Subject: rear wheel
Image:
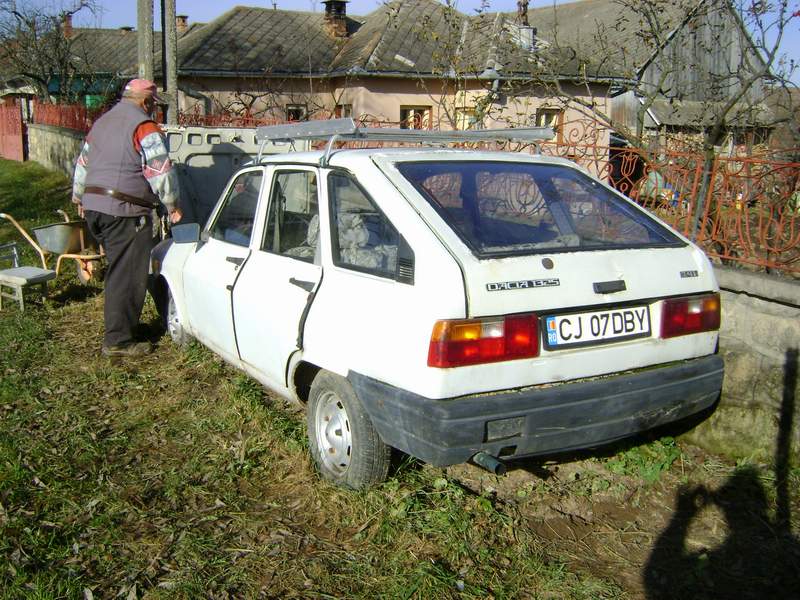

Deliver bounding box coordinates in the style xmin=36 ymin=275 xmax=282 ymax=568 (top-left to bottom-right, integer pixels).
xmin=307 ymin=371 xmax=390 ymax=489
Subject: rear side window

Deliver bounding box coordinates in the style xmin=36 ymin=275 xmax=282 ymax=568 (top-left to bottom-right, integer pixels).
xmin=397 ymin=161 xmax=681 ymax=257
xmin=328 ymin=172 xmax=399 ymax=277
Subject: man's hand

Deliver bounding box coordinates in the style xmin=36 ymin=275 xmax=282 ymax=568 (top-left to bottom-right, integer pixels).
xmin=72 ymin=197 xmax=85 ymax=218
xmin=168 ymin=207 xmax=183 ymax=224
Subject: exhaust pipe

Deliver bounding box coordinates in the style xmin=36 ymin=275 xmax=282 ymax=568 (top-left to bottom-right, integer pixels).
xmin=471 ymin=451 xmax=507 ymax=476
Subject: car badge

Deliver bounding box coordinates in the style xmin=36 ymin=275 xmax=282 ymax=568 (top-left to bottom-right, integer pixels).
xmin=487 ymin=278 xmax=560 ymax=291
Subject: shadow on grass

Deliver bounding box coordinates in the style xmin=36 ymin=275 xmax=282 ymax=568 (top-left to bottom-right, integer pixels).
xmin=48 ymin=282 xmax=103 ymax=305
xmin=643 ymin=348 xmax=800 ymax=599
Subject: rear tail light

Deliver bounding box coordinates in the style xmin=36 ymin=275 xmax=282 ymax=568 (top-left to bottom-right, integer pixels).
xmin=428 ymin=313 xmax=539 ymax=368
xmin=660 ymin=293 xmax=720 ymax=339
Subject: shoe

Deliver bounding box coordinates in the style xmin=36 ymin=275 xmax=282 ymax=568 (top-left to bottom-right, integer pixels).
xmin=101 ymin=342 xmax=153 ymax=357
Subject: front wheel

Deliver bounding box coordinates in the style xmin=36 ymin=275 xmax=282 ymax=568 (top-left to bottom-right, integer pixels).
xmin=307 ymin=371 xmax=391 ymax=489
xmin=165 ymin=288 xmax=192 ymax=346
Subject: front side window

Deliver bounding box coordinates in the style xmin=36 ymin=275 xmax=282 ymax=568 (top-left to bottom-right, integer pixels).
xmin=396 ymin=161 xmax=682 ymax=257
xmin=263 ymin=170 xmax=319 ymax=263
xmin=329 ymin=172 xmax=399 ymax=277
xmin=208 ymin=170 xmax=263 ymax=247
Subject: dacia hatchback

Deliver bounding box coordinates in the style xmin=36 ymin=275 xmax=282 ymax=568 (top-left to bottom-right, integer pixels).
xmin=152 ymin=134 xmax=723 ymax=489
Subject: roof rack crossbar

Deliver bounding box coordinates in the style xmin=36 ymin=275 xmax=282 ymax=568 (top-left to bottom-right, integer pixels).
xmin=255 ymin=118 xmax=553 ymax=155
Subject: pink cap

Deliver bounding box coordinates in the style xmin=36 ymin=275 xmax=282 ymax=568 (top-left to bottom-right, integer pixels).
xmin=123 ymin=78 xmax=163 ymax=102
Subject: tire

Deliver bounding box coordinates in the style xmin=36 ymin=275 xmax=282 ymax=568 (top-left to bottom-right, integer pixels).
xmin=165 ymin=288 xmax=192 ymax=346
xmin=307 ymin=370 xmax=391 ymax=489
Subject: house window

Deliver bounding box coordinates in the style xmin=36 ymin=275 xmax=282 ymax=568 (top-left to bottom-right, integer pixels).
xmin=400 ymin=106 xmax=431 ymax=129
xmin=335 ymin=104 xmax=353 ymax=118
xmin=455 ymin=108 xmax=480 ymax=130
xmin=286 ymin=104 xmax=308 ymax=121
xmin=731 ymin=127 xmax=769 ymax=148
xmin=534 ymin=107 xmax=562 ymax=140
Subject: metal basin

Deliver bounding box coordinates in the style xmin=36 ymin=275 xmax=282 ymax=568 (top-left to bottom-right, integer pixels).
xmin=32 ymin=221 xmax=95 ymax=254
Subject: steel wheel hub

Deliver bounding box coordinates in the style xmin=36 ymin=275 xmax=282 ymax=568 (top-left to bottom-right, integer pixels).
xmin=167 ymin=298 xmax=181 ymax=339
xmin=314 ymin=391 xmax=352 ymax=474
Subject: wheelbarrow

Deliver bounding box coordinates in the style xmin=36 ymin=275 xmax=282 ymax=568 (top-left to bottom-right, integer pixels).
xmin=0 ymin=210 xmax=104 ymax=284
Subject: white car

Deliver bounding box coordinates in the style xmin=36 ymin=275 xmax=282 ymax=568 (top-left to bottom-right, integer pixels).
xmin=151 ymin=120 xmax=723 ymax=488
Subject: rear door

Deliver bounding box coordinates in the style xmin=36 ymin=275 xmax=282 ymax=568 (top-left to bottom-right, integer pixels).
xmin=233 ymin=167 xmax=323 ymax=390
xmin=182 ymin=168 xmax=264 ymax=362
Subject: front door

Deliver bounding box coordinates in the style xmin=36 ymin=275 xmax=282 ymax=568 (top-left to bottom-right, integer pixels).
xmin=182 ymin=168 xmax=264 ymax=363
xmin=234 ymin=167 xmax=323 ymax=390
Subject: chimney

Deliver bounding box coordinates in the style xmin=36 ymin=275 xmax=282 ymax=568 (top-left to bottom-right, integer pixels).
xmin=62 ymin=13 xmax=73 ymax=38
xmin=322 ymin=1 xmax=348 ymax=38
xmin=176 ymin=14 xmax=189 ymax=34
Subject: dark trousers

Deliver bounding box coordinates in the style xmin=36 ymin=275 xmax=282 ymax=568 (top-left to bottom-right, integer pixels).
xmin=85 ymin=210 xmax=154 ymax=347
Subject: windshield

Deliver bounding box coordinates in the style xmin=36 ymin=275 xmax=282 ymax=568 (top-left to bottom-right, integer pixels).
xmin=396 ymin=161 xmax=682 ymax=257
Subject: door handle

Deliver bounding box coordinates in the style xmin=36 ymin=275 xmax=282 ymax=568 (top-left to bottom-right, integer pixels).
xmin=593 ymin=280 xmax=626 ymax=294
xmin=289 ymin=277 xmax=315 ymax=292
xmin=226 ymin=256 xmax=245 ymax=266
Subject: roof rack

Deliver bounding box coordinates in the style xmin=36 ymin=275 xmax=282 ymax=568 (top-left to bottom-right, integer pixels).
xmin=254 ymin=118 xmax=554 ymax=166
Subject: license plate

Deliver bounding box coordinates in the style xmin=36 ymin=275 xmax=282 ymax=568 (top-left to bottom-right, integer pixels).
xmin=543 ymin=306 xmax=651 ymax=350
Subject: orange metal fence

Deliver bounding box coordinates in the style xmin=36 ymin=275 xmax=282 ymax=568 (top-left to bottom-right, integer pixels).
xmin=24 ymin=104 xmax=800 ymax=274
xmin=31 ymin=100 xmax=109 ymax=133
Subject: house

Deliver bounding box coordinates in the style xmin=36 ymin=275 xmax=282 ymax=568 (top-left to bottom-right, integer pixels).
xmin=162 ymin=0 xmax=628 ymax=146
xmin=7 ymin=0 xmax=781 ymax=152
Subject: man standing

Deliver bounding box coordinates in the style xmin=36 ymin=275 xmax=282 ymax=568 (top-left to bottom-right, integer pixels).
xmin=72 ymin=78 xmax=182 ymax=357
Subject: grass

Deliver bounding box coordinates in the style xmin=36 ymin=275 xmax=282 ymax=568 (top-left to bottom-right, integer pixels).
xmin=0 ymin=159 xmax=625 ymax=599
xmin=0 ymin=301 xmax=625 ymax=599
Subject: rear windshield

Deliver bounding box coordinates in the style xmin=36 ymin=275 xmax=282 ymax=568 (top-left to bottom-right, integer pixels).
xmin=396 ymin=161 xmax=682 ymax=257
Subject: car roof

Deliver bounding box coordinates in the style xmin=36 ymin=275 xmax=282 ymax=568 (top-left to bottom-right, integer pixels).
xmin=257 ymin=147 xmax=580 ymax=170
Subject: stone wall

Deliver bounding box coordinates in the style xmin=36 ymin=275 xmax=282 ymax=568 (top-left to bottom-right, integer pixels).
xmin=682 ymin=267 xmax=800 ymax=466
xmin=27 ymin=123 xmax=83 ymax=179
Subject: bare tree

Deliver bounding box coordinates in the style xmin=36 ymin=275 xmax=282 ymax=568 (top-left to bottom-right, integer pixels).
xmin=387 ymin=0 xmax=506 ymax=130
xmin=0 ymin=0 xmax=98 ymax=102
xmin=388 ymin=0 xmax=796 ymax=155
xmin=513 ymin=0 xmax=798 ymax=151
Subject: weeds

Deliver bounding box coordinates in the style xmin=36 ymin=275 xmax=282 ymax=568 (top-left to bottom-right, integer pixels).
xmin=605 ymin=437 xmax=683 ymax=484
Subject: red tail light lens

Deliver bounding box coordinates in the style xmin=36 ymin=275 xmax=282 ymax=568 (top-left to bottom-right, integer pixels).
xmin=428 ymin=313 xmax=539 ymax=368
xmin=660 ymin=293 xmax=721 ymax=339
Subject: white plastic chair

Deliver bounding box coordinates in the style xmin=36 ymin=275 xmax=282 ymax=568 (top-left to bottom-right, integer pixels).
xmin=0 ymin=214 xmax=57 ymax=311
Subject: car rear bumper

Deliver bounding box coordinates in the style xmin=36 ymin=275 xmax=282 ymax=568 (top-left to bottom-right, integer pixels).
xmin=348 ymin=354 xmax=723 ymax=467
